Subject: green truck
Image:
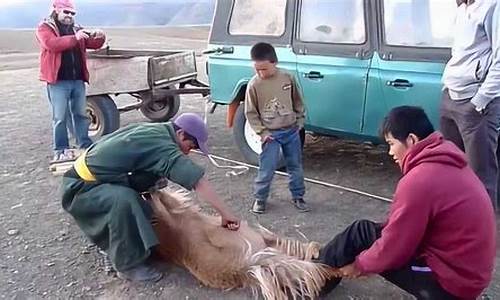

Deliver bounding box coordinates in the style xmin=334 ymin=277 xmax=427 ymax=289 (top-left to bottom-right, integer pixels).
xmin=205 ymin=0 xmax=455 ymax=165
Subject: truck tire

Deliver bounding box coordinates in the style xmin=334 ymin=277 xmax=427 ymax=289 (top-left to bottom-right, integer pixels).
xmin=86 ymin=95 xmax=120 ymax=140
xmin=233 ymin=104 xmax=305 ymax=168
xmin=140 ymin=88 xmax=180 ymax=122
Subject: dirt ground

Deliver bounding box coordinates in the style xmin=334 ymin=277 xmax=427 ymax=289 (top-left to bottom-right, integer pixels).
xmin=0 ymin=27 xmax=498 ymax=300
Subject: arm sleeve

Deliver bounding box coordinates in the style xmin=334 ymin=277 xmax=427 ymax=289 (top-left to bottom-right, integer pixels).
xmin=36 ymin=24 xmax=78 ymax=52
xmin=244 ymin=83 xmax=270 ymax=138
xmin=164 ymin=155 xmax=205 ymax=190
xmin=290 ymin=75 xmax=305 ymax=128
xmin=354 ymin=179 xmax=430 ymax=274
xmin=143 ymin=133 xmax=205 ymax=191
xmin=471 ymin=3 xmax=500 ymax=110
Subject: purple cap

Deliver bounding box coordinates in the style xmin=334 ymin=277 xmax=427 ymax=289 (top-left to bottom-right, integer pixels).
xmin=173 ymin=113 xmax=209 ymax=155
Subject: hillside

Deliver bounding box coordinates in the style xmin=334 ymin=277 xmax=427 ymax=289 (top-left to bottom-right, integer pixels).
xmin=0 ymin=0 xmax=215 ymax=28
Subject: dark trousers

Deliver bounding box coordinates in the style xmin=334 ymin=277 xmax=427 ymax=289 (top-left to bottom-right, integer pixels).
xmin=440 ymin=90 xmax=500 ymax=211
xmin=319 ymin=220 xmax=457 ymax=300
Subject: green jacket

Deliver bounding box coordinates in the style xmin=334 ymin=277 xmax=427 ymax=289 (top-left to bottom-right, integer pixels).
xmin=84 ymin=122 xmax=204 ymax=192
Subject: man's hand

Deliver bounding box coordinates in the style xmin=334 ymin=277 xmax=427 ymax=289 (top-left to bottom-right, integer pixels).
xmin=75 ymin=30 xmax=89 ymax=41
xmin=93 ymin=29 xmax=105 ymax=39
xmin=261 ymin=135 xmax=274 ymax=143
xmin=194 ymin=177 xmax=240 ymax=231
xmin=339 ymin=263 xmax=362 ymax=279
xmin=221 ymin=212 xmax=240 ymax=231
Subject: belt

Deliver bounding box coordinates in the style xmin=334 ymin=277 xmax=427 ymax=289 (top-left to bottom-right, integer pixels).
xmin=74 ymin=150 xmax=97 ymax=182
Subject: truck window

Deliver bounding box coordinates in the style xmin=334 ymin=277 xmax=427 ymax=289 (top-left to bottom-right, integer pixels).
xmin=299 ymin=0 xmax=366 ymax=44
xmin=228 ymin=0 xmax=287 ymax=36
xmin=383 ymin=0 xmax=455 ymax=48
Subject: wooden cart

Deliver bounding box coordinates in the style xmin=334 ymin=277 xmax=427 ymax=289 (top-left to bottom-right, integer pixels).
xmin=85 ymin=48 xmax=209 ymax=139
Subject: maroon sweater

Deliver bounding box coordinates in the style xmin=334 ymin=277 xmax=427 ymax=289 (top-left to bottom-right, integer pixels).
xmin=355 ymin=132 xmax=496 ymax=299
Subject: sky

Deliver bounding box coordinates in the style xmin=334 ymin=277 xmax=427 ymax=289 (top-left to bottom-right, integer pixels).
xmin=0 ymin=0 xmax=211 ymax=6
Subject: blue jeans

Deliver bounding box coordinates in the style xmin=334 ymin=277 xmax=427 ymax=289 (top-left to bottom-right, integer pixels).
xmin=47 ymin=80 xmax=92 ymax=154
xmin=254 ymin=127 xmax=305 ymax=202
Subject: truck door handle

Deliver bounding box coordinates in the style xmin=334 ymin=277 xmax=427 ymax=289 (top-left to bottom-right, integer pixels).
xmin=202 ymin=46 xmax=234 ymax=55
xmin=386 ymin=79 xmax=413 ymax=88
xmin=304 ymin=71 xmax=324 ymax=79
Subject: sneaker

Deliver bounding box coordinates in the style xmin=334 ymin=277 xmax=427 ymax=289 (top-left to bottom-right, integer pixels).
xmin=117 ymin=263 xmax=163 ymax=282
xmin=51 ymin=153 xmax=61 ymax=163
xmin=98 ymin=249 xmax=115 ymax=274
xmin=63 ymin=149 xmax=76 ymax=160
xmin=72 ymin=148 xmax=85 ymax=158
xmin=251 ymin=200 xmax=266 ymax=214
xmin=293 ymin=198 xmax=310 ymax=212
xmin=50 ymin=150 xmax=74 ymax=164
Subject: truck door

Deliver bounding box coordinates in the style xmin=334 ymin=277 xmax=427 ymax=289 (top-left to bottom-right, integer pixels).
xmin=207 ymin=0 xmax=297 ymax=105
xmin=294 ymin=0 xmax=374 ymax=135
xmin=362 ymin=0 xmax=455 ymax=137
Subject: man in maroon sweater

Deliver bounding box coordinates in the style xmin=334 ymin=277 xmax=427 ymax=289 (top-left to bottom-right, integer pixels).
xmin=320 ymin=106 xmax=496 ymax=299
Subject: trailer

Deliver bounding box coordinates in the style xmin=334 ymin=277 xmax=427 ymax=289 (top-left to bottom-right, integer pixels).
xmin=85 ymin=48 xmax=209 ymax=139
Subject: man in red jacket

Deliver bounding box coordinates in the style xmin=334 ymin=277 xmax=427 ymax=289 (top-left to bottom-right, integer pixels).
xmin=320 ymin=106 xmax=496 ymax=299
xmin=36 ymin=0 xmax=106 ymax=162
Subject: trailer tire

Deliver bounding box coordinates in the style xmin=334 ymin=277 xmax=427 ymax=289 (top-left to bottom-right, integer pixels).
xmin=140 ymin=88 xmax=180 ymax=122
xmin=233 ymin=104 xmax=305 ymax=168
xmin=86 ymin=95 xmax=120 ymax=140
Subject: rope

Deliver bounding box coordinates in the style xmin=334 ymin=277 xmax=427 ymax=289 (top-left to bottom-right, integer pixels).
xmin=203 ymin=98 xmax=250 ymax=177
xmin=200 ymin=99 xmax=391 ymax=203
xmin=194 ymin=150 xmax=392 ymax=203
xmin=207 ymin=154 xmax=249 ymax=177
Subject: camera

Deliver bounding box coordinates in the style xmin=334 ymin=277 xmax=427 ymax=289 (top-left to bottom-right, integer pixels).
xmin=82 ymin=30 xmax=96 ymax=38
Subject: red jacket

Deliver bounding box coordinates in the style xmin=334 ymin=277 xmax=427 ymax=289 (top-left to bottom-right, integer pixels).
xmin=36 ymin=19 xmax=105 ymax=84
xmin=355 ymin=132 xmax=496 ymax=299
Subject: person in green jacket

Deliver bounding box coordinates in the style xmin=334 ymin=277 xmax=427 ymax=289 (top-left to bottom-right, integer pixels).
xmin=61 ymin=113 xmax=240 ymax=282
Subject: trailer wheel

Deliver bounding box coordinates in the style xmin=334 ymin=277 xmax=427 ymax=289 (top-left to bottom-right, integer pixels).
xmin=140 ymin=88 xmax=180 ymax=122
xmin=86 ymin=95 xmax=120 ymax=140
xmin=233 ymin=104 xmax=305 ymax=168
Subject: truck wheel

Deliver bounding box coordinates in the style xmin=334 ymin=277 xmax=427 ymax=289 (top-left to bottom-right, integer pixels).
xmin=86 ymin=95 xmax=120 ymax=140
xmin=140 ymin=88 xmax=180 ymax=122
xmin=233 ymin=104 xmax=305 ymax=168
